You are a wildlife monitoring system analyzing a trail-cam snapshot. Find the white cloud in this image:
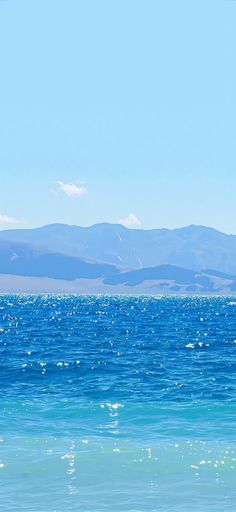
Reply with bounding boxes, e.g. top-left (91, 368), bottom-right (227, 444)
top-left (118, 213), bottom-right (142, 227)
top-left (55, 180), bottom-right (87, 198)
top-left (0, 214), bottom-right (20, 225)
